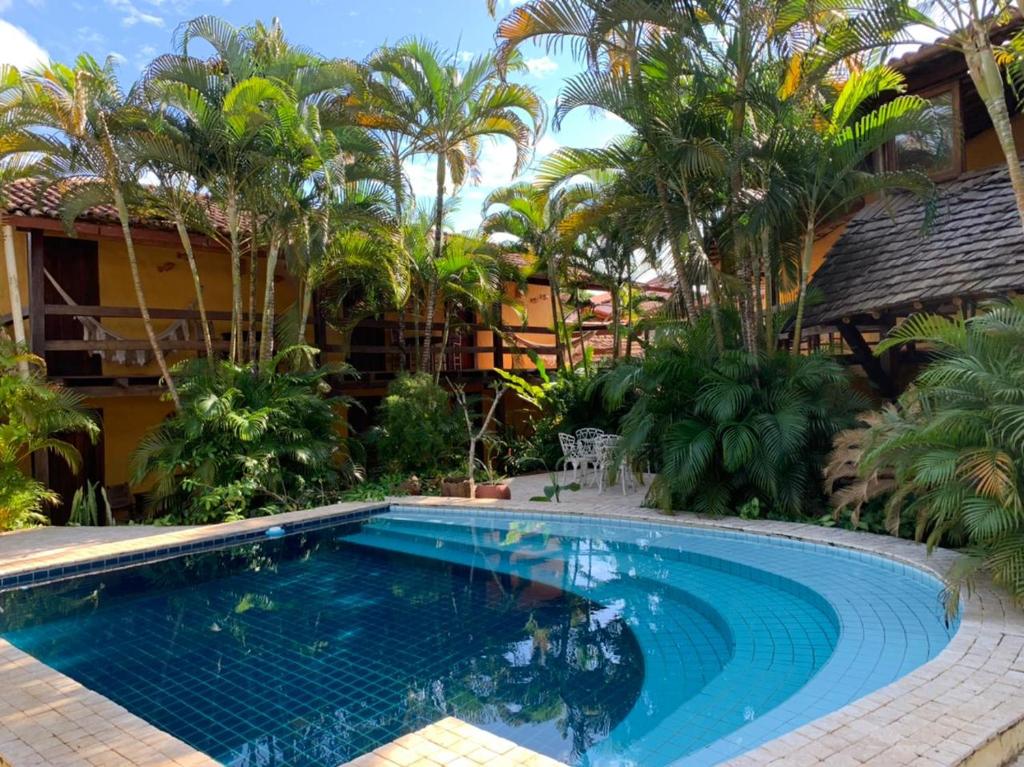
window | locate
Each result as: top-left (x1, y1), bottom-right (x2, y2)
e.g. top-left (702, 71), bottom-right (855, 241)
top-left (885, 83), bottom-right (962, 180)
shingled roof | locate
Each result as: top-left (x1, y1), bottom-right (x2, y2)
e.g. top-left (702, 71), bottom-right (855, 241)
top-left (803, 163), bottom-right (1024, 325)
top-left (2, 178), bottom-right (231, 235)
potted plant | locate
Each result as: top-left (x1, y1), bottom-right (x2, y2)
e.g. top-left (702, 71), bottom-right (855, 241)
top-left (475, 455), bottom-right (511, 500)
top-left (450, 381), bottom-right (509, 500)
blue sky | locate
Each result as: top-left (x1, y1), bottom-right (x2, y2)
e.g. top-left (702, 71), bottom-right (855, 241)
top-left (0, 0), bottom-right (629, 231)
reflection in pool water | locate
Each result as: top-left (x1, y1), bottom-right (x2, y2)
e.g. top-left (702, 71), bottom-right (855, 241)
top-left (0, 519), bottom-right (646, 766)
top-left (0, 507), bottom-right (955, 766)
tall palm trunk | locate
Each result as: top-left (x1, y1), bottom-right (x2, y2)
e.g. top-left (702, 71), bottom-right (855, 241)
top-left (259, 235), bottom-right (281, 363)
top-left (544, 252), bottom-right (566, 369)
top-left (963, 34), bottom-right (1024, 233)
top-left (297, 280), bottom-right (314, 346)
top-left (421, 153), bottom-right (446, 371)
top-left (171, 212), bottom-right (215, 361)
top-left (681, 181), bottom-right (724, 352)
top-left (791, 220), bottom-right (816, 352)
top-left (655, 175), bottom-right (696, 323)
top-left (610, 285), bottom-right (621, 360)
top-left (225, 194), bottom-right (243, 365)
top-left (113, 188), bottom-right (181, 411)
top-left (435, 306), bottom-right (451, 384)
top-left (729, 10), bottom-right (756, 354)
top-left (392, 151), bottom-right (409, 370)
top-left (762, 228), bottom-right (775, 352)
top-left (2, 222), bottom-right (28, 376)
top-left (246, 224), bottom-right (259, 364)
top-left (625, 274), bottom-right (634, 359)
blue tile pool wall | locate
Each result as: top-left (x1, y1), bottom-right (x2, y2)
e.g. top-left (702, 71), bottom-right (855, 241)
top-left (0, 504), bottom-right (958, 767)
top-left (0, 516), bottom-right (646, 767)
top-left (382, 507), bottom-right (957, 765)
top-left (0, 506), bottom-right (388, 590)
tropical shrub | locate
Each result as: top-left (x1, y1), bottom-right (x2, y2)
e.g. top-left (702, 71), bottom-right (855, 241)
top-left (598, 320), bottom-right (862, 517)
top-left (131, 348), bottom-right (355, 524)
top-left (367, 373), bottom-right (461, 476)
top-left (861, 299), bottom-right (1024, 607)
top-left (0, 341), bottom-right (98, 530)
top-left (495, 359), bottom-right (624, 473)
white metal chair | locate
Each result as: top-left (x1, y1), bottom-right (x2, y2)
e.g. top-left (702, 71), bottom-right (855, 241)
top-left (575, 428), bottom-right (605, 486)
top-left (595, 434), bottom-right (631, 495)
top-left (558, 432), bottom-right (585, 484)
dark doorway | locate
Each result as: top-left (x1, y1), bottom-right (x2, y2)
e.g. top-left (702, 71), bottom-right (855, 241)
top-left (43, 236), bottom-right (102, 377)
top-left (47, 409), bottom-right (105, 526)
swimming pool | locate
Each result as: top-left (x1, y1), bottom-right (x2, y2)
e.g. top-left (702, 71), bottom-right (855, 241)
top-left (0, 506), bottom-right (957, 766)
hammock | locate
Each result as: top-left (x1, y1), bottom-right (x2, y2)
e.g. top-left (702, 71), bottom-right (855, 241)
top-left (44, 269), bottom-right (197, 367)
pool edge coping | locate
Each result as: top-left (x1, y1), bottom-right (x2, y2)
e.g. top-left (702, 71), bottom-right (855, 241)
top-left (0, 497), bottom-right (1022, 767)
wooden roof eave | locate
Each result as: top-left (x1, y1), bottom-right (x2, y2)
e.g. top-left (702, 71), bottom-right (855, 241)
top-left (7, 214), bottom-right (228, 253)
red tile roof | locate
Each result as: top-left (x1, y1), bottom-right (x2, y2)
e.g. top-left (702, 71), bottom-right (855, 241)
top-left (3, 178), bottom-right (231, 236)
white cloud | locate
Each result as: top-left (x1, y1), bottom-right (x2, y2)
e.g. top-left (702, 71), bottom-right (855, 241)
top-left (105, 0), bottom-right (164, 27)
top-left (0, 20), bottom-right (48, 70)
top-left (108, 51), bottom-right (127, 65)
top-left (524, 55), bottom-right (558, 78)
top-left (535, 134), bottom-right (562, 157)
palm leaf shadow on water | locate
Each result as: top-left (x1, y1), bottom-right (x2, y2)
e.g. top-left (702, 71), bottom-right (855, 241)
top-left (0, 521), bottom-right (645, 767)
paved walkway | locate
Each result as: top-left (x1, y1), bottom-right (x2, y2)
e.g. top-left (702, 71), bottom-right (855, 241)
top-left (1, 488), bottom-right (1024, 766)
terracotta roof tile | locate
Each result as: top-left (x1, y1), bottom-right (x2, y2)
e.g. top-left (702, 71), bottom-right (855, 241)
top-left (3, 178), bottom-right (231, 236)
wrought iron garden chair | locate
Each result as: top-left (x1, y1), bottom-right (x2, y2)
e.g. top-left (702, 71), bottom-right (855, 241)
top-left (558, 432), bottom-right (585, 484)
top-left (575, 428), bottom-right (605, 485)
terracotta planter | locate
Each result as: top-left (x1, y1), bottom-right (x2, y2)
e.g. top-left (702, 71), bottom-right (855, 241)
top-left (474, 483), bottom-right (511, 500)
top-left (441, 479), bottom-right (471, 498)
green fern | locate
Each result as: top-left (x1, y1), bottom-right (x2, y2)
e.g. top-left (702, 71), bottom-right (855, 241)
top-left (864, 299), bottom-right (1024, 610)
top-left (130, 349), bottom-right (358, 523)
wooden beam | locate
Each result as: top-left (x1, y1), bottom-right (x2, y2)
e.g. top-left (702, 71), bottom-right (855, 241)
top-left (44, 304), bottom-right (233, 321)
top-left (9, 215), bottom-right (225, 252)
top-left (836, 321), bottom-right (897, 400)
top-left (29, 231), bottom-right (50, 485)
top-left (47, 339), bottom-right (230, 352)
top-left (28, 229), bottom-right (45, 356)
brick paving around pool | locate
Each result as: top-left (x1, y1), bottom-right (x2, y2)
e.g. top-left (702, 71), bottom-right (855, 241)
top-left (0, 480), bottom-right (1022, 766)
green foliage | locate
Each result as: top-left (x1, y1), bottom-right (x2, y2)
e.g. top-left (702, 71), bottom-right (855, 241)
top-left (68, 480), bottom-right (112, 527)
top-left (367, 373), bottom-right (461, 475)
top-left (863, 298), bottom-right (1024, 609)
top-left (500, 358), bottom-right (624, 472)
top-left (597, 318), bottom-right (862, 517)
top-left (339, 473), bottom-right (412, 502)
top-left (738, 497), bottom-right (762, 520)
top-left (0, 341), bottom-right (98, 530)
top-left (528, 474), bottom-right (581, 503)
top-left (131, 347), bottom-right (356, 524)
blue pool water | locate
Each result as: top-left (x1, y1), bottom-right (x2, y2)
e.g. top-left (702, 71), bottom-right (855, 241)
top-left (0, 507), bottom-right (957, 766)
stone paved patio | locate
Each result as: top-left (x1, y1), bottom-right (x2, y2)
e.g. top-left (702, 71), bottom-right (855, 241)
top-left (0, 480), bottom-right (1023, 766)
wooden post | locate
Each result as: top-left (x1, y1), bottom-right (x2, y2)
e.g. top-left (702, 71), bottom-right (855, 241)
top-left (492, 327), bottom-right (504, 372)
top-left (27, 230), bottom-right (49, 488)
top-left (836, 321), bottom-right (896, 400)
top-left (3, 225), bottom-right (28, 376)
top-left (28, 229), bottom-right (45, 358)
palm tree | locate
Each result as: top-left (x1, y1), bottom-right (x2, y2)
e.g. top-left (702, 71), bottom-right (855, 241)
top-left (0, 65), bottom-right (43, 373)
top-left (918, 0), bottom-right (1024, 232)
top-left (865, 298), bottom-right (1024, 609)
top-left (494, 0), bottom-right (916, 353)
top-left (431, 233), bottom-right (520, 381)
top-left (16, 56), bottom-right (183, 409)
top-left (787, 66), bottom-right (934, 346)
top-left (365, 39), bottom-right (544, 371)
top-left (127, 114), bottom-right (217, 360)
top-left (480, 182), bottom-right (578, 369)
top-left (0, 339), bottom-right (99, 529)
